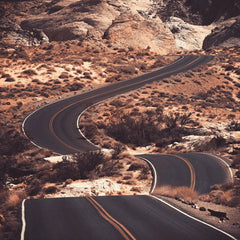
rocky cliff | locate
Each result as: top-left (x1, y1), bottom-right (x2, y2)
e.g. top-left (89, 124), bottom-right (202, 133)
top-left (156, 0), bottom-right (240, 25)
top-left (0, 0), bottom-right (239, 52)
top-left (0, 0), bottom-right (176, 54)
top-left (203, 17), bottom-right (240, 49)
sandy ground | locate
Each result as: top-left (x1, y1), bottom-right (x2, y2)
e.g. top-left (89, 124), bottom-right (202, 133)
top-left (159, 195), bottom-right (240, 239)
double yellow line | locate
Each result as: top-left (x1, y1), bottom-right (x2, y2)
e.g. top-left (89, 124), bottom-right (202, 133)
top-left (172, 155), bottom-right (196, 190)
top-left (49, 56), bottom-right (201, 151)
top-left (86, 196), bottom-right (136, 240)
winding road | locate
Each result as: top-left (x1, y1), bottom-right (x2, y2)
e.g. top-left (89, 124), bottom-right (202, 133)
top-left (21, 55), bottom-right (236, 240)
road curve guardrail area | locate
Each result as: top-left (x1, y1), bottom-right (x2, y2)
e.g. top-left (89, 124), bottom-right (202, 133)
top-left (21, 55), bottom-right (237, 240)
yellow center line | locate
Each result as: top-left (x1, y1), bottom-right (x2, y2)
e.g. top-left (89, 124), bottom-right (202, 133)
top-left (172, 155), bottom-right (196, 190)
top-left (49, 56), bottom-right (201, 151)
top-left (86, 197), bottom-right (136, 240)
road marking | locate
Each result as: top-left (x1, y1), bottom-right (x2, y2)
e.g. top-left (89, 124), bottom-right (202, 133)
top-left (21, 199), bottom-right (26, 240)
top-left (137, 156), bottom-right (157, 194)
top-left (172, 154), bottom-right (196, 191)
top-left (48, 56), bottom-right (202, 152)
top-left (86, 197), bottom-right (136, 240)
top-left (197, 152), bottom-right (234, 182)
top-left (150, 195), bottom-right (237, 240)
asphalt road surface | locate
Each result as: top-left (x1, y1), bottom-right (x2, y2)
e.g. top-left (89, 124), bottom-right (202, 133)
top-left (23, 55), bottom-right (213, 155)
top-left (21, 55), bottom-right (236, 240)
top-left (22, 195), bottom-right (235, 240)
top-left (138, 153), bottom-right (232, 194)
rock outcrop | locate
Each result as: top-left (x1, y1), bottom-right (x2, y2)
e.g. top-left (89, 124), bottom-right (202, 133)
top-left (165, 17), bottom-right (212, 50)
top-left (203, 18), bottom-right (240, 49)
top-left (156, 0), bottom-right (240, 25)
top-left (103, 12), bottom-right (176, 54)
top-left (1, 0), bottom-right (176, 54)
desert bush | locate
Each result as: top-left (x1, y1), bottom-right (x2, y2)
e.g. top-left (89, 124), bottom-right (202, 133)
top-left (73, 151), bottom-right (105, 178)
top-left (194, 136), bottom-right (227, 151)
top-left (0, 124), bottom-right (30, 156)
top-left (28, 179), bottom-right (42, 196)
top-left (22, 69), bottom-right (37, 75)
top-left (51, 151), bottom-right (106, 182)
top-left (68, 82), bottom-right (84, 91)
top-left (128, 162), bottom-right (145, 171)
top-left (154, 186), bottom-right (198, 202)
top-left (0, 156), bottom-right (15, 189)
top-left (5, 77), bottom-right (15, 82)
top-left (103, 109), bottom-right (195, 147)
top-left (117, 65), bottom-right (136, 74)
top-left (51, 159), bottom-right (80, 182)
top-left (81, 123), bottom-right (99, 139)
top-left (226, 121), bottom-right (240, 131)
top-left (7, 190), bottom-right (26, 209)
top-left (237, 91), bottom-right (240, 99)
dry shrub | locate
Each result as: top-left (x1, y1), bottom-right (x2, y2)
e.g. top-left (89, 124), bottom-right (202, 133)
top-left (154, 186), bottom-right (198, 202)
top-left (22, 69), bottom-right (37, 75)
top-left (200, 189), bottom-right (240, 207)
top-left (7, 190), bottom-right (26, 209)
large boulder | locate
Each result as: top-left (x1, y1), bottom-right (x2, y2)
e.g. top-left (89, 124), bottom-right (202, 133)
top-left (203, 18), bottom-right (240, 49)
top-left (20, 1), bottom-right (118, 42)
top-left (156, 0), bottom-right (240, 25)
top-left (103, 12), bottom-right (176, 54)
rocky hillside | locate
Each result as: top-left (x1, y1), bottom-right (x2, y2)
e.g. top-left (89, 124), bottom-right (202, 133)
top-left (0, 0), bottom-right (176, 54)
top-left (1, 0), bottom-right (239, 52)
top-left (156, 0), bottom-right (240, 25)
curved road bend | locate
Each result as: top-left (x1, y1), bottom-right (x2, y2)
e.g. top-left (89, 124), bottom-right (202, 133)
top-left (21, 55), bottom-right (237, 240)
top-left (23, 55), bottom-right (213, 155)
top-left (137, 153), bottom-right (232, 194)
top-left (22, 195), bottom-right (235, 240)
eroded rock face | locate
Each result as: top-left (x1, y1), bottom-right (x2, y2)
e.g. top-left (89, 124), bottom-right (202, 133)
top-left (156, 0), bottom-right (240, 25)
top-left (1, 0), bottom-right (176, 54)
top-left (203, 18), bottom-right (240, 49)
top-left (20, 1), bottom-right (119, 42)
top-left (103, 12), bottom-right (176, 54)
top-left (165, 17), bottom-right (212, 51)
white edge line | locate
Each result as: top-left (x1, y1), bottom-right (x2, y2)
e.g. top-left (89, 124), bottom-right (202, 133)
top-left (137, 156), bottom-right (157, 194)
top-left (76, 101), bottom-right (105, 149)
top-left (196, 152), bottom-right (234, 182)
top-left (75, 57), bottom-right (187, 150)
top-left (20, 199), bottom-right (26, 240)
top-left (150, 195), bottom-right (237, 240)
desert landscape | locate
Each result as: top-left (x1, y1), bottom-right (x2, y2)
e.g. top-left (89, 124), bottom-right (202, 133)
top-left (0, 0), bottom-right (240, 239)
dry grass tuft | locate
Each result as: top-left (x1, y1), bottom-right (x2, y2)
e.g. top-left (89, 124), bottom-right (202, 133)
top-left (7, 190), bottom-right (26, 208)
top-left (154, 186), bottom-right (198, 202)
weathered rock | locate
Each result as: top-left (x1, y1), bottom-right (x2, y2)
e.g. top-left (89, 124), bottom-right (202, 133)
top-left (156, 0), bottom-right (240, 25)
top-left (208, 209), bottom-right (229, 220)
top-left (203, 18), bottom-right (240, 49)
top-left (103, 12), bottom-right (176, 54)
top-left (199, 206), bottom-right (206, 211)
top-left (165, 17), bottom-right (212, 51)
top-left (20, 1), bottom-right (119, 42)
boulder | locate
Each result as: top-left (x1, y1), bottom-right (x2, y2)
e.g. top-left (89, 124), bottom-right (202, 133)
top-left (208, 209), bottom-right (229, 220)
top-left (203, 18), bottom-right (240, 49)
top-left (103, 12), bottom-right (176, 54)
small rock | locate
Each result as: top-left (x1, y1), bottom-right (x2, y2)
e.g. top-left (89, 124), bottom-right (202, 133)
top-left (199, 207), bottom-right (206, 211)
top-left (191, 204), bottom-right (199, 209)
top-left (65, 179), bottom-right (73, 185)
